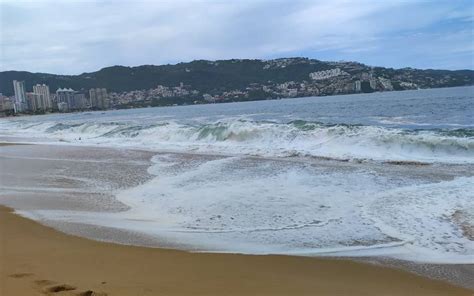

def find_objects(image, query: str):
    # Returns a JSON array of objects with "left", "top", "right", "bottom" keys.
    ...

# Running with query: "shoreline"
[
  {"left": 1, "top": 141, "right": 473, "bottom": 294},
  {"left": 1, "top": 85, "right": 473, "bottom": 119},
  {"left": 15, "top": 208, "right": 474, "bottom": 290},
  {"left": 1, "top": 205, "right": 472, "bottom": 296}
]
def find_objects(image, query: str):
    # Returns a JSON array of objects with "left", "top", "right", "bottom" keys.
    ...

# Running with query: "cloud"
[{"left": 1, "top": 0, "right": 473, "bottom": 74}]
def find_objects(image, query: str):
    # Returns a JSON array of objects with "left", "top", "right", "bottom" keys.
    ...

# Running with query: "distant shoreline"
[{"left": 2, "top": 84, "right": 473, "bottom": 118}]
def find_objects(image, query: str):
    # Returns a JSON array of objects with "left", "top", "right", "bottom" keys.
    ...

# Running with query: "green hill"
[{"left": 1, "top": 58, "right": 473, "bottom": 98}]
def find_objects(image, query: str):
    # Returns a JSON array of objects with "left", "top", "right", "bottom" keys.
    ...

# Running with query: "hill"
[{"left": 1, "top": 58, "right": 473, "bottom": 107}]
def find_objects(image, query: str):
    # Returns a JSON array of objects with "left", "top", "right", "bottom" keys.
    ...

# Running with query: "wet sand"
[
  {"left": 0, "top": 142, "right": 473, "bottom": 295},
  {"left": 1, "top": 206, "right": 473, "bottom": 296}
]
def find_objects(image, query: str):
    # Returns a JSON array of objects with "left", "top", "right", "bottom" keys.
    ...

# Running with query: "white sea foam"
[
  {"left": 16, "top": 153, "right": 474, "bottom": 263},
  {"left": 364, "top": 177, "right": 474, "bottom": 263}
]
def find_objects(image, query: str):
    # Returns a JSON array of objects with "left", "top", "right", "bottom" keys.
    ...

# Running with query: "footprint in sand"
[
  {"left": 11, "top": 275, "right": 107, "bottom": 296},
  {"left": 8, "top": 272, "right": 34, "bottom": 278},
  {"left": 44, "top": 284, "right": 77, "bottom": 293},
  {"left": 38, "top": 281, "right": 107, "bottom": 296},
  {"left": 76, "top": 291, "right": 108, "bottom": 296}
]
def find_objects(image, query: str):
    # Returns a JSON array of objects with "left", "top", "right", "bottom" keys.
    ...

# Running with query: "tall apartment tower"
[
  {"left": 26, "top": 92, "right": 41, "bottom": 112},
  {"left": 33, "top": 84, "right": 52, "bottom": 110},
  {"left": 56, "top": 88, "right": 76, "bottom": 112},
  {"left": 73, "top": 92, "right": 87, "bottom": 110},
  {"left": 89, "top": 88, "right": 108, "bottom": 109},
  {"left": 13, "top": 80, "right": 27, "bottom": 112}
]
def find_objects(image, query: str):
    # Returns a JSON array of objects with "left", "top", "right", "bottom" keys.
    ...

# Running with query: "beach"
[
  {"left": 0, "top": 142, "right": 472, "bottom": 295},
  {"left": 2, "top": 204, "right": 473, "bottom": 296},
  {"left": 2, "top": 0, "right": 474, "bottom": 292},
  {"left": 1, "top": 88, "right": 473, "bottom": 295}
]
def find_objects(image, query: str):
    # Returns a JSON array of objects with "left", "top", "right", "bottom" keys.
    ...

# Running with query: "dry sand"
[{"left": 1, "top": 206, "right": 472, "bottom": 296}]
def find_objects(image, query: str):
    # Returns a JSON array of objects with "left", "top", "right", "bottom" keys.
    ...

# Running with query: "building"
[
  {"left": 369, "top": 78, "right": 378, "bottom": 90},
  {"left": 55, "top": 88, "right": 89, "bottom": 111},
  {"left": 33, "top": 84, "right": 52, "bottom": 110},
  {"left": 202, "top": 94, "right": 215, "bottom": 102},
  {"left": 26, "top": 92, "right": 42, "bottom": 112},
  {"left": 13, "top": 80, "right": 27, "bottom": 113},
  {"left": 354, "top": 80, "right": 362, "bottom": 92},
  {"left": 0, "top": 94, "right": 15, "bottom": 116},
  {"left": 287, "top": 89, "right": 298, "bottom": 97},
  {"left": 57, "top": 102, "right": 68, "bottom": 113},
  {"left": 56, "top": 88, "right": 76, "bottom": 112},
  {"left": 89, "top": 88, "right": 108, "bottom": 109},
  {"left": 73, "top": 92, "right": 87, "bottom": 110},
  {"left": 50, "top": 93, "right": 58, "bottom": 110},
  {"left": 309, "top": 68, "right": 347, "bottom": 81}
]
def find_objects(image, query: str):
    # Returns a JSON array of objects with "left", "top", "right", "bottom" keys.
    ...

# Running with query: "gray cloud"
[{"left": 1, "top": 0, "right": 473, "bottom": 74}]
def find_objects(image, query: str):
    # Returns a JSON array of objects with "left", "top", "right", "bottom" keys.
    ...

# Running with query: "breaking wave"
[{"left": 2, "top": 119, "right": 474, "bottom": 163}]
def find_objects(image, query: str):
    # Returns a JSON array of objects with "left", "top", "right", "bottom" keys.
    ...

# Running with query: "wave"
[{"left": 1, "top": 118, "right": 473, "bottom": 163}]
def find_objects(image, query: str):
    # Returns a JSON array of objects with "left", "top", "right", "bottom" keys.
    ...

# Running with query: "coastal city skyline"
[
  {"left": 2, "top": 57, "right": 473, "bottom": 116},
  {"left": 2, "top": 81, "right": 109, "bottom": 115}
]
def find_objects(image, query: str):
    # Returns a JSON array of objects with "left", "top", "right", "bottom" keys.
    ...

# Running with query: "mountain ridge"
[{"left": 1, "top": 58, "right": 473, "bottom": 102}]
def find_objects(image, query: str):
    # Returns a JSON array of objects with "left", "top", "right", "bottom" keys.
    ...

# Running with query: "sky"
[{"left": 1, "top": 0, "right": 473, "bottom": 74}]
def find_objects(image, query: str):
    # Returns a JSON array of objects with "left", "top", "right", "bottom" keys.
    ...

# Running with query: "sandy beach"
[
  {"left": 2, "top": 0, "right": 474, "bottom": 292},
  {"left": 0, "top": 142, "right": 473, "bottom": 295},
  {"left": 2, "top": 205, "right": 473, "bottom": 296}
]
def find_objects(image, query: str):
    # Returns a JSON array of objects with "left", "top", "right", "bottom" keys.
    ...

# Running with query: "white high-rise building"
[
  {"left": 13, "top": 80, "right": 27, "bottom": 113},
  {"left": 33, "top": 84, "right": 52, "bottom": 110},
  {"left": 56, "top": 88, "right": 75, "bottom": 112}
]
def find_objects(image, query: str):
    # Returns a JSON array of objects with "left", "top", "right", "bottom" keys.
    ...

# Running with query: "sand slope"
[{"left": 0, "top": 206, "right": 472, "bottom": 296}]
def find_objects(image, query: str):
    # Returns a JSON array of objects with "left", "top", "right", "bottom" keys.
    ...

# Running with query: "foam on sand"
[{"left": 16, "top": 153, "right": 474, "bottom": 263}]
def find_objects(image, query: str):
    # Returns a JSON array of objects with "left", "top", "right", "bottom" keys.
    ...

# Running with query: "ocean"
[{"left": 1, "top": 86, "right": 473, "bottom": 263}]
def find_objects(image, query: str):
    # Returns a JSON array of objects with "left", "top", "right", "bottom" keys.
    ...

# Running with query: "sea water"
[{"left": 1, "top": 86, "right": 473, "bottom": 263}]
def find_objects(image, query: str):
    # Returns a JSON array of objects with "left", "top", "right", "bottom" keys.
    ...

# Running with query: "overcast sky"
[{"left": 1, "top": 0, "right": 473, "bottom": 74}]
